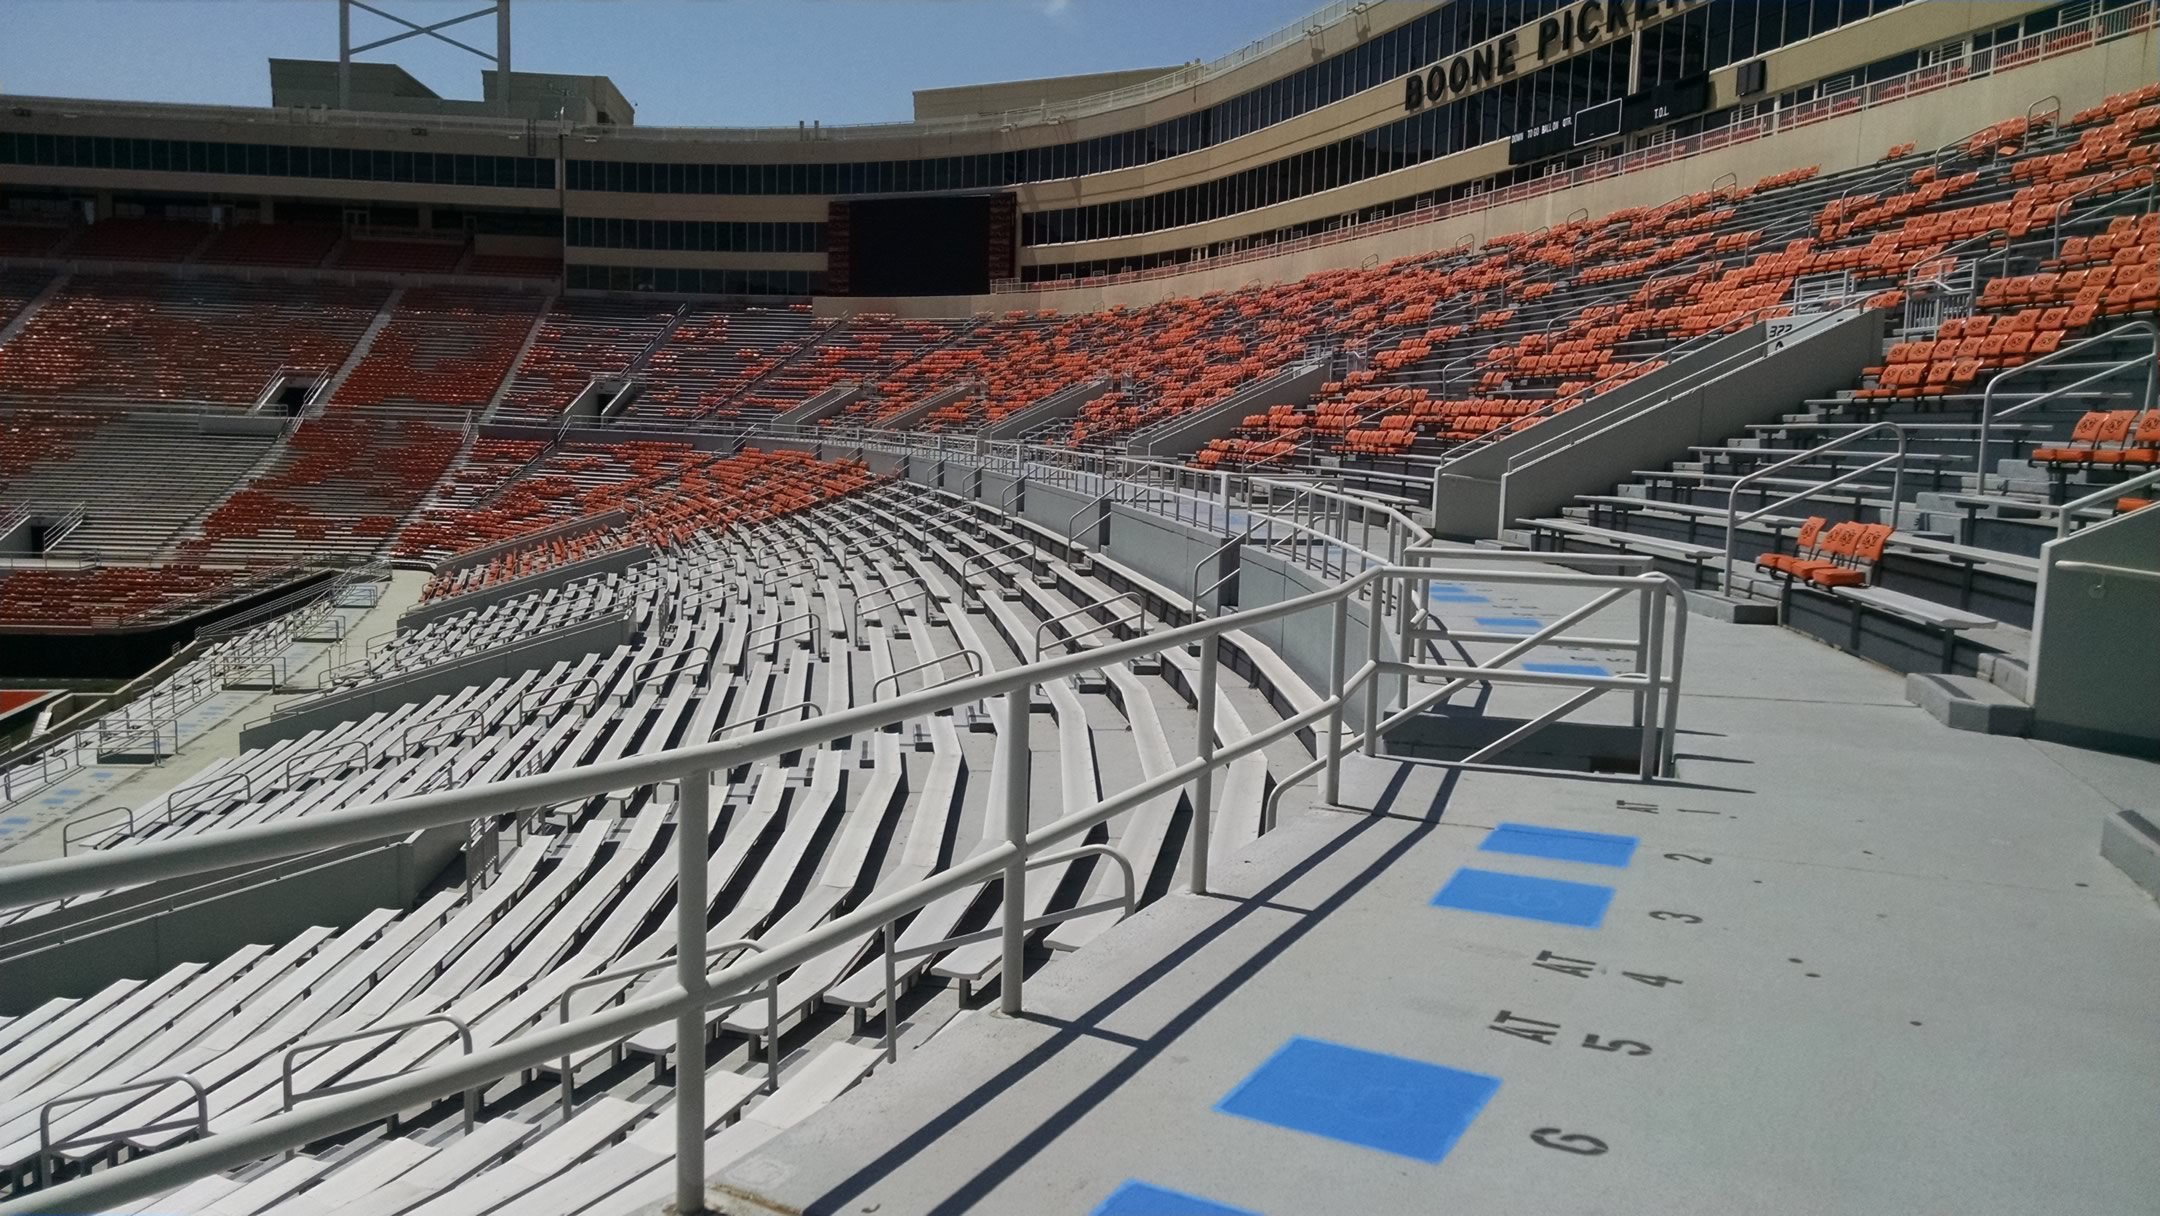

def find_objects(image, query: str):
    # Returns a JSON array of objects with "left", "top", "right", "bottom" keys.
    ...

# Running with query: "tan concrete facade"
[{"left": 0, "top": 1, "right": 2139, "bottom": 296}]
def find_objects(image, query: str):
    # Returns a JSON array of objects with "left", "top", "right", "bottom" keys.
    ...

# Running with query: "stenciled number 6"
[{"left": 1531, "top": 1127, "right": 1610, "bottom": 1155}]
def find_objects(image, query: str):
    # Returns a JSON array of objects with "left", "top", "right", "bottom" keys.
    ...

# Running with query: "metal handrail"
[
  {"left": 280, "top": 1014, "right": 479, "bottom": 1135},
  {"left": 1720, "top": 421, "right": 1910, "bottom": 591},
  {"left": 2052, "top": 165, "right": 2159, "bottom": 257},
  {"left": 870, "top": 650, "right": 985, "bottom": 702},
  {"left": 41, "top": 1075, "right": 210, "bottom": 1169},
  {"left": 1189, "top": 517, "right": 1261, "bottom": 616},
  {"left": 1977, "top": 321, "right": 2159, "bottom": 487},
  {"left": 402, "top": 708, "right": 483, "bottom": 756},
  {"left": 873, "top": 842, "right": 1137, "bottom": 1062},
  {"left": 2056, "top": 557, "right": 2160, "bottom": 583},
  {"left": 0, "top": 560, "right": 1684, "bottom": 1216},
  {"left": 556, "top": 940, "right": 776, "bottom": 1118},
  {"left": 851, "top": 577, "right": 936, "bottom": 639},
  {"left": 962, "top": 540, "right": 1034, "bottom": 593},
  {"left": 2054, "top": 466, "right": 2160, "bottom": 538},
  {"left": 60, "top": 806, "right": 134, "bottom": 856},
  {"left": 1033, "top": 592, "right": 1145, "bottom": 662},
  {"left": 742, "top": 610, "right": 825, "bottom": 659},
  {"left": 625, "top": 645, "right": 714, "bottom": 695},
  {"left": 2054, "top": 559, "right": 2160, "bottom": 584},
  {"left": 167, "top": 770, "right": 251, "bottom": 819},
  {"left": 713, "top": 700, "right": 823, "bottom": 739}
]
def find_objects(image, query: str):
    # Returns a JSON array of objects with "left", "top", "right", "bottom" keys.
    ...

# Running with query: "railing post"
[
  {"left": 1000, "top": 684, "right": 1030, "bottom": 1016},
  {"left": 1639, "top": 587, "right": 1667, "bottom": 780},
  {"left": 1191, "top": 638, "right": 1217, "bottom": 893},
  {"left": 1364, "top": 588, "right": 1382, "bottom": 759},
  {"left": 1634, "top": 589, "right": 1652, "bottom": 729},
  {"left": 881, "top": 922, "right": 900, "bottom": 1064},
  {"left": 673, "top": 770, "right": 711, "bottom": 1216},
  {"left": 1393, "top": 566, "right": 1413, "bottom": 712},
  {"left": 1323, "top": 594, "right": 1348, "bottom": 805}
]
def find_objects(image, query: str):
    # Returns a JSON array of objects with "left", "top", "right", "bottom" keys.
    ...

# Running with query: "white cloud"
[{"left": 1040, "top": 0, "right": 1073, "bottom": 18}]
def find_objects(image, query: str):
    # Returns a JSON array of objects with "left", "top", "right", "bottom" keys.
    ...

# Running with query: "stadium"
[{"left": 0, "top": 0, "right": 2156, "bottom": 1212}]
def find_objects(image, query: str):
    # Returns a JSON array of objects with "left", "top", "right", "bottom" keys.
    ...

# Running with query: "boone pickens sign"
[{"left": 1403, "top": 0, "right": 1706, "bottom": 113}]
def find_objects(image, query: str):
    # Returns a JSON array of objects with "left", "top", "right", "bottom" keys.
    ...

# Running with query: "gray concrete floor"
[{"left": 701, "top": 614, "right": 2160, "bottom": 1216}]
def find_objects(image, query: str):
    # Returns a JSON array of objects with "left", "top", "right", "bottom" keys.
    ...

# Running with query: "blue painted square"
[
  {"left": 1474, "top": 616, "right": 1541, "bottom": 632},
  {"left": 1091, "top": 1181, "right": 1258, "bottom": 1216},
  {"left": 1480, "top": 823, "right": 1636, "bottom": 868},
  {"left": 93, "top": 771, "right": 114, "bottom": 779},
  {"left": 0, "top": 817, "right": 28, "bottom": 826},
  {"left": 1431, "top": 867, "right": 1614, "bottom": 927},
  {"left": 1215, "top": 1036, "right": 1500, "bottom": 1164},
  {"left": 1429, "top": 588, "right": 1490, "bottom": 604},
  {"left": 1523, "top": 661, "right": 1610, "bottom": 677}
]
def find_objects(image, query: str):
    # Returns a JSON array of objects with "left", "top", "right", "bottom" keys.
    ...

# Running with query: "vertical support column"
[
  {"left": 497, "top": 0, "right": 514, "bottom": 117},
  {"left": 673, "top": 770, "right": 710, "bottom": 1216},
  {"left": 337, "top": 0, "right": 352, "bottom": 110},
  {"left": 1000, "top": 684, "right": 1031, "bottom": 1015},
  {"left": 1323, "top": 595, "right": 1348, "bottom": 806},
  {"left": 1190, "top": 638, "right": 1218, "bottom": 893}
]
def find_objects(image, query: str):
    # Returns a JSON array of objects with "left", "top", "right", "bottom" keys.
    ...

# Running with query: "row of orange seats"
[{"left": 2032, "top": 411, "right": 2160, "bottom": 466}]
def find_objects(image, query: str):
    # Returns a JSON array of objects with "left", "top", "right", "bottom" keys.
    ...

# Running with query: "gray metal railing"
[{"left": 0, "top": 538, "right": 1692, "bottom": 1216}]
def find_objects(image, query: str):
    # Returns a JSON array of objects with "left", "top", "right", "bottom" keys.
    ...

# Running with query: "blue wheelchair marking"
[
  {"left": 1215, "top": 1036, "right": 1500, "bottom": 1164},
  {"left": 1473, "top": 616, "right": 1541, "bottom": 631},
  {"left": 1480, "top": 823, "right": 1637, "bottom": 868},
  {"left": 1523, "top": 661, "right": 1610, "bottom": 677},
  {"left": 1431, "top": 868, "right": 1615, "bottom": 927},
  {"left": 1092, "top": 1180, "right": 1260, "bottom": 1216}
]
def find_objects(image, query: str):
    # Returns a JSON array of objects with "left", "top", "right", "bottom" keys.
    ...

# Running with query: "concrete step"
[
  {"left": 2100, "top": 810, "right": 2160, "bottom": 905},
  {"left": 1904, "top": 672, "right": 2032, "bottom": 736},
  {"left": 1978, "top": 651, "right": 2031, "bottom": 702}
]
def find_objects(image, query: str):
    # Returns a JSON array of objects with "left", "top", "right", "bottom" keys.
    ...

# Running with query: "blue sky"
[{"left": 0, "top": 0, "right": 1324, "bottom": 127}]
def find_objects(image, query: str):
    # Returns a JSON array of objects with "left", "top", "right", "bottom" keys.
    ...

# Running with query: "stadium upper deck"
[{"left": 3, "top": 0, "right": 2152, "bottom": 300}]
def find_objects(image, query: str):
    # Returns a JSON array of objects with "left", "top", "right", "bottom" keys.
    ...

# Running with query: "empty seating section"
[
  {"left": 466, "top": 254, "right": 564, "bottom": 279},
  {"left": 414, "top": 447, "right": 873, "bottom": 603},
  {"left": 635, "top": 307, "right": 825, "bottom": 419},
  {"left": 182, "top": 418, "right": 465, "bottom": 563},
  {"left": 735, "top": 312, "right": 956, "bottom": 419},
  {"left": 0, "top": 270, "right": 53, "bottom": 329},
  {"left": 396, "top": 438, "right": 550, "bottom": 562},
  {"left": 1514, "top": 85, "right": 2160, "bottom": 670},
  {"left": 0, "top": 407, "right": 103, "bottom": 479},
  {"left": 0, "top": 409, "right": 276, "bottom": 561},
  {"left": 497, "top": 300, "right": 680, "bottom": 421},
  {"left": 332, "top": 239, "right": 467, "bottom": 275},
  {"left": 335, "top": 289, "right": 544, "bottom": 411},
  {"left": 0, "top": 275, "right": 386, "bottom": 405},
  {"left": 0, "top": 224, "right": 74, "bottom": 259},
  {"left": 194, "top": 223, "right": 342, "bottom": 268},
  {"left": 0, "top": 471, "right": 1332, "bottom": 1216},
  {"left": 65, "top": 217, "right": 213, "bottom": 262},
  {"left": 0, "top": 563, "right": 290, "bottom": 629}
]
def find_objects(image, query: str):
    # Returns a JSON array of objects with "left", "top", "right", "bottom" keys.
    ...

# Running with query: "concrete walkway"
[{"left": 701, "top": 613, "right": 2160, "bottom": 1216}]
